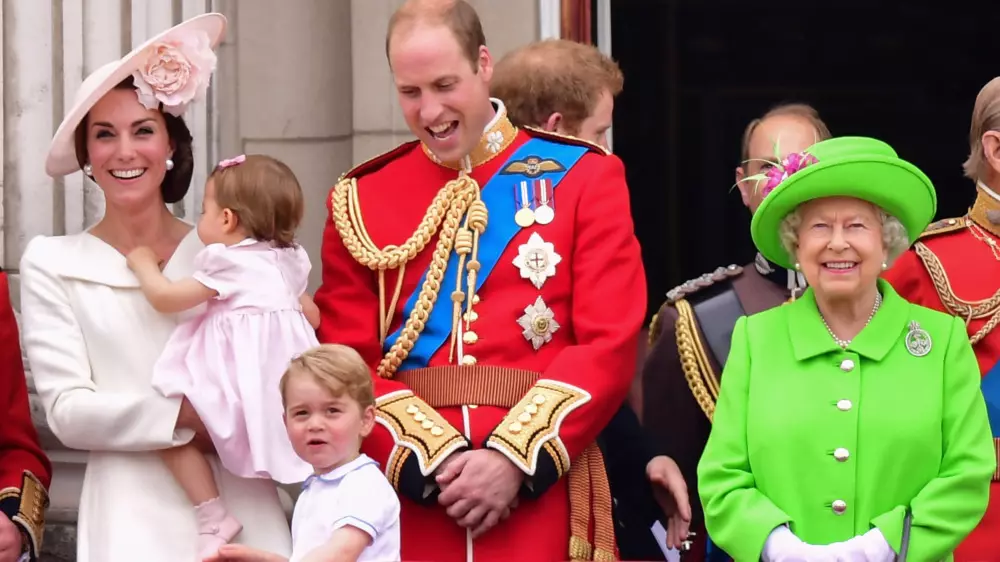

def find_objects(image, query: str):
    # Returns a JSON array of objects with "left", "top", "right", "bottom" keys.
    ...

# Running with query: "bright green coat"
[{"left": 696, "top": 279, "right": 995, "bottom": 562}]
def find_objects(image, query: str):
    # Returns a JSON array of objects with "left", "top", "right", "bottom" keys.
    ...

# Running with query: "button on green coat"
[{"left": 697, "top": 279, "right": 995, "bottom": 562}]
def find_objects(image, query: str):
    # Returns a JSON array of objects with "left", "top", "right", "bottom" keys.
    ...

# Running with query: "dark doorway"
[{"left": 610, "top": 1, "right": 1000, "bottom": 322}]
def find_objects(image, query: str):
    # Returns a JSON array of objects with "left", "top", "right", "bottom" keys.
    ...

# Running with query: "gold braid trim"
[
  {"left": 332, "top": 174, "right": 486, "bottom": 378},
  {"left": 913, "top": 242, "right": 1000, "bottom": 345},
  {"left": 12, "top": 471, "right": 48, "bottom": 558},
  {"left": 993, "top": 438, "right": 1000, "bottom": 482},
  {"left": 674, "top": 298, "right": 721, "bottom": 422},
  {"left": 485, "top": 380, "right": 591, "bottom": 476},
  {"left": 374, "top": 391, "right": 468, "bottom": 475}
]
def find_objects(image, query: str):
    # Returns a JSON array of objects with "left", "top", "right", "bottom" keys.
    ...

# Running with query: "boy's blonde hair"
[
  {"left": 280, "top": 344, "right": 374, "bottom": 409},
  {"left": 210, "top": 154, "right": 304, "bottom": 248}
]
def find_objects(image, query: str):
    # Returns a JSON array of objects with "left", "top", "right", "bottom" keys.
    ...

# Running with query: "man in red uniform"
[
  {"left": 313, "top": 1, "right": 646, "bottom": 560},
  {"left": 883, "top": 77, "right": 1000, "bottom": 560},
  {"left": 0, "top": 270, "right": 51, "bottom": 562},
  {"left": 493, "top": 38, "right": 691, "bottom": 561}
]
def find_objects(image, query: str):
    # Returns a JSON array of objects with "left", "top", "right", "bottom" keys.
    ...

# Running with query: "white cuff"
[
  {"left": 824, "top": 528, "right": 896, "bottom": 562},
  {"left": 762, "top": 525, "right": 799, "bottom": 562},
  {"left": 857, "top": 528, "right": 896, "bottom": 562}
]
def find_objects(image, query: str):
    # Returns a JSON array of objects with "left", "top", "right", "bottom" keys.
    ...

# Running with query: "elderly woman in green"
[{"left": 696, "top": 136, "right": 996, "bottom": 561}]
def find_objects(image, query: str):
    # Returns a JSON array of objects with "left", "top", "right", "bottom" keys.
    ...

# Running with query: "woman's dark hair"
[{"left": 72, "top": 76, "right": 195, "bottom": 204}]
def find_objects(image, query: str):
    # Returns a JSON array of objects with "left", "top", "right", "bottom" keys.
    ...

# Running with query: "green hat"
[{"left": 750, "top": 136, "right": 937, "bottom": 270}]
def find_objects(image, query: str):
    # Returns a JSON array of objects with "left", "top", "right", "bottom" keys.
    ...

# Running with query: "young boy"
[{"left": 206, "top": 344, "right": 401, "bottom": 562}]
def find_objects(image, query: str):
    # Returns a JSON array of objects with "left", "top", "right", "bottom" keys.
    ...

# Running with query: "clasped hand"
[
  {"left": 0, "top": 515, "right": 22, "bottom": 562},
  {"left": 435, "top": 449, "right": 524, "bottom": 539},
  {"left": 765, "top": 525, "right": 895, "bottom": 562}
]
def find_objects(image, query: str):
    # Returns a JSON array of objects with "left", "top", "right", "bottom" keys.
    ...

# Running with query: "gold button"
[
  {"left": 430, "top": 426, "right": 444, "bottom": 436},
  {"left": 462, "top": 355, "right": 477, "bottom": 365},
  {"left": 836, "top": 399, "right": 852, "bottom": 411},
  {"left": 840, "top": 359, "right": 855, "bottom": 372},
  {"left": 831, "top": 500, "right": 847, "bottom": 515},
  {"left": 532, "top": 316, "right": 551, "bottom": 335},
  {"left": 532, "top": 394, "right": 547, "bottom": 405},
  {"left": 421, "top": 419, "right": 434, "bottom": 429},
  {"left": 463, "top": 331, "right": 479, "bottom": 345},
  {"left": 509, "top": 422, "right": 522, "bottom": 433},
  {"left": 413, "top": 412, "right": 426, "bottom": 422},
  {"left": 525, "top": 404, "right": 538, "bottom": 415},
  {"left": 463, "top": 310, "right": 479, "bottom": 323},
  {"left": 472, "top": 294, "right": 481, "bottom": 305},
  {"left": 517, "top": 412, "right": 532, "bottom": 423},
  {"left": 406, "top": 405, "right": 419, "bottom": 414},
  {"left": 833, "top": 448, "right": 850, "bottom": 462}
]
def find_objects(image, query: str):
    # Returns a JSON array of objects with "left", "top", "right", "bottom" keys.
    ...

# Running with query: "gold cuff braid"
[
  {"left": 674, "top": 298, "right": 721, "bottom": 422},
  {"left": 3, "top": 471, "right": 48, "bottom": 558},
  {"left": 485, "top": 380, "right": 590, "bottom": 476},
  {"left": 374, "top": 391, "right": 468, "bottom": 476}
]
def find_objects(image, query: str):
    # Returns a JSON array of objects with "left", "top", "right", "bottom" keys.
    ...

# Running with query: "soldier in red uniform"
[
  {"left": 312, "top": 1, "right": 646, "bottom": 561},
  {"left": 883, "top": 77, "right": 1000, "bottom": 561},
  {"left": 493, "top": 38, "right": 691, "bottom": 561},
  {"left": 0, "top": 270, "right": 51, "bottom": 562}
]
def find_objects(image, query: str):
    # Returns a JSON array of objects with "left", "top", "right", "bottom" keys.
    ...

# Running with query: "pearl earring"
[
  {"left": 794, "top": 262, "right": 801, "bottom": 271},
  {"left": 882, "top": 262, "right": 888, "bottom": 271},
  {"left": 82, "top": 163, "right": 93, "bottom": 176},
  {"left": 166, "top": 158, "right": 174, "bottom": 171}
]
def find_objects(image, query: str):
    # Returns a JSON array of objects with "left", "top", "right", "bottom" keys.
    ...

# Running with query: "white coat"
[{"left": 19, "top": 229, "right": 293, "bottom": 562}]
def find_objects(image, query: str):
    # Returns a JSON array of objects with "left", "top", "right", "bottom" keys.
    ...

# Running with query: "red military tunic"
[
  {"left": 314, "top": 104, "right": 646, "bottom": 562},
  {"left": 0, "top": 270, "right": 52, "bottom": 561},
  {"left": 883, "top": 187, "right": 1000, "bottom": 561}
]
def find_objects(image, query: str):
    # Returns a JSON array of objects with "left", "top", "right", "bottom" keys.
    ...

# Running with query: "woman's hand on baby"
[{"left": 125, "top": 246, "right": 160, "bottom": 272}]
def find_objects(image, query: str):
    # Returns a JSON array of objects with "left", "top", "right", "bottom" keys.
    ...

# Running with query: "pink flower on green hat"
[
  {"left": 760, "top": 152, "right": 818, "bottom": 196},
  {"left": 132, "top": 30, "right": 217, "bottom": 117}
]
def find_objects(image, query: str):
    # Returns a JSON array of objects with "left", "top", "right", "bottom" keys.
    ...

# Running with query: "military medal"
[
  {"left": 534, "top": 179, "right": 555, "bottom": 225},
  {"left": 513, "top": 232, "right": 562, "bottom": 289},
  {"left": 517, "top": 296, "right": 560, "bottom": 350},
  {"left": 514, "top": 180, "right": 535, "bottom": 227},
  {"left": 904, "top": 321, "right": 932, "bottom": 357}
]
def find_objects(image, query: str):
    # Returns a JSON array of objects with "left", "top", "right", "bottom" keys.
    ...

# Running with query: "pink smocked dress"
[{"left": 152, "top": 238, "right": 316, "bottom": 484}]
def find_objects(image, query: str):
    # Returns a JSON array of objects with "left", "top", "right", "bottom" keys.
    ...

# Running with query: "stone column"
[
  {"left": 2, "top": 0, "right": 55, "bottom": 270},
  {"left": 219, "top": 0, "right": 354, "bottom": 291}
]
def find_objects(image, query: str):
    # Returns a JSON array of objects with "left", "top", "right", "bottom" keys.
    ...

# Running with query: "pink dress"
[{"left": 152, "top": 238, "right": 315, "bottom": 484}]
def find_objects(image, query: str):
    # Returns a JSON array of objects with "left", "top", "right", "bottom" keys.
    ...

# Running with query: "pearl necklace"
[{"left": 821, "top": 291, "right": 882, "bottom": 349}]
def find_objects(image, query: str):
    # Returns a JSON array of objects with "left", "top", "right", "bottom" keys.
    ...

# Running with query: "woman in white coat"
[{"left": 18, "top": 14, "right": 292, "bottom": 562}]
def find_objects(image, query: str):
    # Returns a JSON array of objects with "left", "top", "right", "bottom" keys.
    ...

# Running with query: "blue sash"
[
  {"left": 383, "top": 138, "right": 589, "bottom": 372},
  {"left": 982, "top": 360, "right": 1000, "bottom": 437}
]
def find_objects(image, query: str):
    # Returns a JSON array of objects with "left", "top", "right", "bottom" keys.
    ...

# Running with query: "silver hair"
[{"left": 778, "top": 205, "right": 910, "bottom": 266}]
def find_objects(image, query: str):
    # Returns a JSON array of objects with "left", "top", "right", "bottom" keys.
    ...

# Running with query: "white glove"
[
  {"left": 820, "top": 528, "right": 896, "bottom": 562},
  {"left": 762, "top": 525, "right": 837, "bottom": 562}
]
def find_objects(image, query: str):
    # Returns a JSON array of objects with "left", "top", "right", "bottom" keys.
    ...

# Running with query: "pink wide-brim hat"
[{"left": 45, "top": 12, "right": 227, "bottom": 178}]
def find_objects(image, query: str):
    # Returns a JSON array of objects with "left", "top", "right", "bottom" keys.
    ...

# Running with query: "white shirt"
[{"left": 290, "top": 455, "right": 401, "bottom": 562}]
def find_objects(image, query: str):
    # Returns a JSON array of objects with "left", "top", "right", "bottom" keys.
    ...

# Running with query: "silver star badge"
[
  {"left": 517, "top": 296, "right": 560, "bottom": 350},
  {"left": 512, "top": 232, "right": 562, "bottom": 289}
]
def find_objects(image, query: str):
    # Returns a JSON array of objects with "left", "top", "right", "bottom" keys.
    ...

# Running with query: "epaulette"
[
  {"left": 338, "top": 140, "right": 421, "bottom": 181},
  {"left": 522, "top": 126, "right": 609, "bottom": 156},
  {"left": 647, "top": 264, "right": 743, "bottom": 346},
  {"left": 665, "top": 264, "right": 743, "bottom": 305},
  {"left": 918, "top": 216, "right": 966, "bottom": 240}
]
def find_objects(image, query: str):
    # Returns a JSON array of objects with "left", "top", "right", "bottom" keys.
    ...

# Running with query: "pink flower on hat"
[
  {"left": 760, "top": 152, "right": 819, "bottom": 197},
  {"left": 132, "top": 30, "right": 217, "bottom": 117}
]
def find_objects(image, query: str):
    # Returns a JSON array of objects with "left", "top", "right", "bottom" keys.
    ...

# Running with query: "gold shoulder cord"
[
  {"left": 673, "top": 298, "right": 720, "bottom": 422},
  {"left": 914, "top": 241, "right": 1000, "bottom": 345},
  {"left": 331, "top": 173, "right": 487, "bottom": 378}
]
